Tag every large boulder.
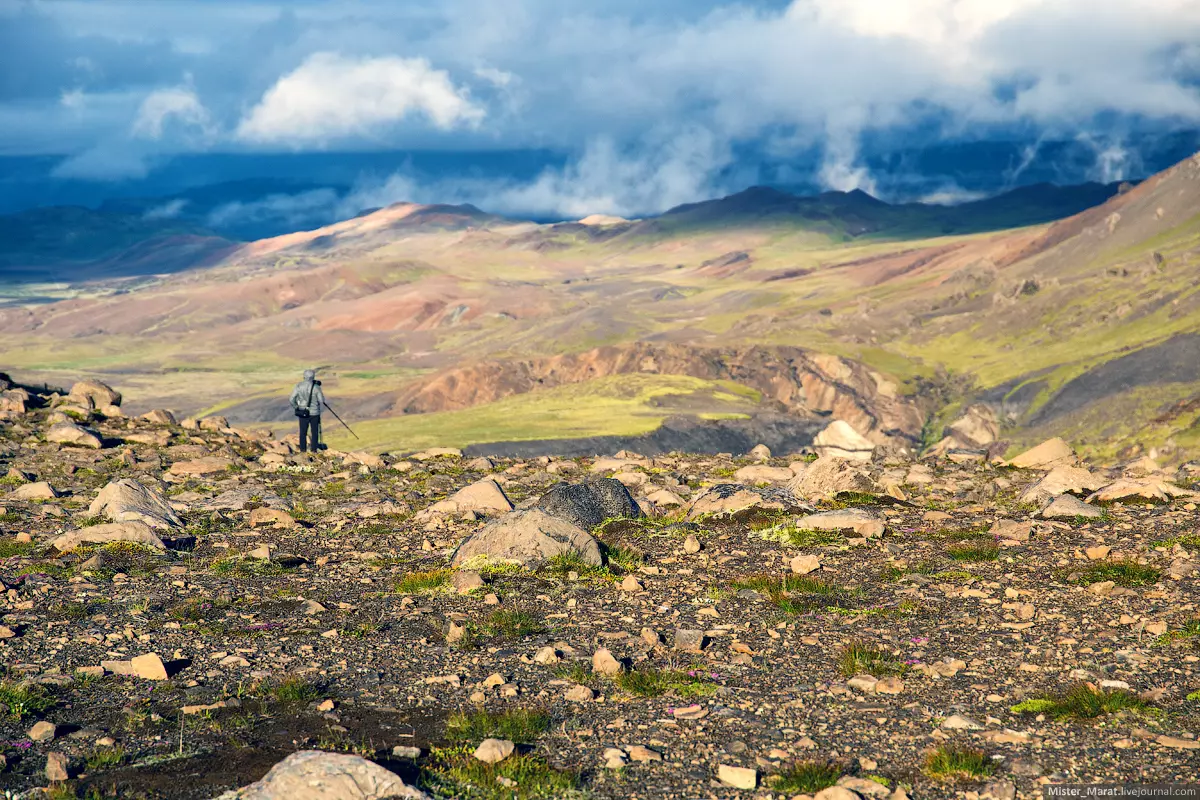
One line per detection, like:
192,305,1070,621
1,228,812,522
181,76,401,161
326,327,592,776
430,478,513,514
141,409,178,426
50,521,165,553
535,478,642,530
788,456,877,500
812,420,876,462
685,483,801,519
451,510,602,567
67,380,121,410
46,422,103,449
1009,437,1075,469
89,479,181,529
1041,494,1104,520
8,481,59,501
1019,465,1105,505
212,751,428,800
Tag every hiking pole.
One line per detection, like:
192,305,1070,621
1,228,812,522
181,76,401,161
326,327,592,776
322,401,360,440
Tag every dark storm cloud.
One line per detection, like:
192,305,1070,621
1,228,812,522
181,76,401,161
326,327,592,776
1,0,1198,215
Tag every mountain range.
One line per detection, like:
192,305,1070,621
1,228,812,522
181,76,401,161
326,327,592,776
1,152,1198,463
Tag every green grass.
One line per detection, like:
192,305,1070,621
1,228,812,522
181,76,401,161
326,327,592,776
210,555,285,577
924,745,995,780
757,524,842,547
1061,560,1161,588
0,679,55,720
772,762,844,793
445,708,551,744
945,541,1000,562
394,569,452,594
838,640,906,678
730,573,858,614
269,674,323,703
1157,618,1200,646
1158,533,1200,549
1187,690,1200,702
0,537,38,559
1010,684,1156,720
541,551,613,581
603,544,644,572
613,667,719,699
324,373,763,453
85,746,127,770
480,610,547,640
422,745,582,800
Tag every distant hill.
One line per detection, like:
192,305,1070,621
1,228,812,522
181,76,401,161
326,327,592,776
0,206,236,283
652,181,1125,238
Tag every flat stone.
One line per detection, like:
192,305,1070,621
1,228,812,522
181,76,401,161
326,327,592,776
673,629,706,652
790,554,821,574
28,720,57,742
564,685,594,702
796,508,886,538
130,652,169,681
592,648,623,676
717,764,757,790
473,738,515,764
50,521,165,553
8,481,59,501
45,752,69,783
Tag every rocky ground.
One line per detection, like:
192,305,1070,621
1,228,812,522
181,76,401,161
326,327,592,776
0,378,1199,800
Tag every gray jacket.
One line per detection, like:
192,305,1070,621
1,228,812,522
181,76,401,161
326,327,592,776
289,380,325,416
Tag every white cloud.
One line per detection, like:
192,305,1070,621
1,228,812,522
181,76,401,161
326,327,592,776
207,188,342,229
142,198,188,220
235,52,485,146
131,86,212,139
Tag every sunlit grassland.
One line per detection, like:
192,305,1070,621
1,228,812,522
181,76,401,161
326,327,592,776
323,373,763,453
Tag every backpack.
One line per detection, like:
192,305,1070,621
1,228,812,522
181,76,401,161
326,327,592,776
295,381,317,418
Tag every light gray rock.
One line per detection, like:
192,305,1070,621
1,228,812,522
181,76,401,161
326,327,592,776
46,422,102,449
50,521,166,553
8,481,59,501
451,510,602,567
212,750,427,799
1041,494,1104,519
796,508,886,538
89,479,181,529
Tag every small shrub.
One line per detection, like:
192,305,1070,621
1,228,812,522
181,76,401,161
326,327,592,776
482,610,546,640
838,640,906,678
945,541,1000,562
614,667,718,698
0,679,55,720
270,674,323,703
394,569,452,594
1063,561,1161,588
924,745,994,780
85,745,127,770
773,761,843,793
0,537,38,559
603,544,644,572
1009,684,1155,720
446,708,550,744
422,745,581,800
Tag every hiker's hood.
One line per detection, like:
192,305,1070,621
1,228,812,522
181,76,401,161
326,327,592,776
303,369,316,381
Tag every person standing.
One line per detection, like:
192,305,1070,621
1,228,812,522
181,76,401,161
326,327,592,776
289,369,326,453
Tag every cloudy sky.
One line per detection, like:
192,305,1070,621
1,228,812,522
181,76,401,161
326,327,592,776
2,0,1199,220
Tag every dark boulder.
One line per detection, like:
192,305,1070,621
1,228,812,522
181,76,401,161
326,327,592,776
535,478,642,530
